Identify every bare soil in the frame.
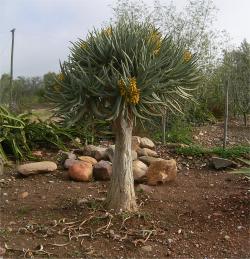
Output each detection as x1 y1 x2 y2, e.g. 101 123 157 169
0 120 249 258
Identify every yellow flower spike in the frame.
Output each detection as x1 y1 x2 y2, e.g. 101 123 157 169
57 73 64 81
184 50 192 62
103 27 112 37
149 30 162 55
81 42 87 49
118 77 140 104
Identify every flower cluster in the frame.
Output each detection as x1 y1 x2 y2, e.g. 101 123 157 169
150 30 162 55
184 50 192 62
102 27 112 37
118 77 140 104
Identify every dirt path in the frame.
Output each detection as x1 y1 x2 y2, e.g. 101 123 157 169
0 165 249 258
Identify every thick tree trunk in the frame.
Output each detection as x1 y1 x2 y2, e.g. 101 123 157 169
106 111 137 212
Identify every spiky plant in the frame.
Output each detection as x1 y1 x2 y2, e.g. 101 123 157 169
46 20 200 212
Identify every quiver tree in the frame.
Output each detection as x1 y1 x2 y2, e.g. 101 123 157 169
46 20 200 212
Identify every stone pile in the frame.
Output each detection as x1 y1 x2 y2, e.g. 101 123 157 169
16 136 178 186
64 136 177 185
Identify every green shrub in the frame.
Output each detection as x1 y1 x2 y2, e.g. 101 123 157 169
176 145 250 158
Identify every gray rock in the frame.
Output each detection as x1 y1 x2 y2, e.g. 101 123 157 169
139 156 164 166
93 160 112 180
137 147 158 157
64 158 78 169
211 157 237 169
17 161 57 176
140 137 155 149
133 160 148 182
105 145 115 162
57 150 76 164
94 147 109 161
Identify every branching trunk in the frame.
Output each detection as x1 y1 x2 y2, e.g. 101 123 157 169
106 111 137 212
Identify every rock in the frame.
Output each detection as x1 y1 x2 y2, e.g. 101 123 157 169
106 145 115 162
32 150 43 157
68 162 93 182
133 160 148 182
146 159 177 185
211 157 237 169
20 191 29 198
93 160 112 180
139 156 164 166
135 184 154 193
132 136 141 151
57 150 76 164
132 150 138 161
137 148 158 157
95 147 108 161
0 246 6 256
140 137 155 149
83 145 99 156
17 161 57 176
78 156 97 165
64 158 78 169
141 245 152 252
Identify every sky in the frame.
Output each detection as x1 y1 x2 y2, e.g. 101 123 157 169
0 0 249 77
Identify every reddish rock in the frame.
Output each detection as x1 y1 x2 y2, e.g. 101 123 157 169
68 162 93 182
93 160 112 181
146 159 177 186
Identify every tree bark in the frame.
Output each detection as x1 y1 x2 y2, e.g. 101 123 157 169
106 111 137 212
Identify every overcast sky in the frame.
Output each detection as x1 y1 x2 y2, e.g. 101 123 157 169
0 0 249 77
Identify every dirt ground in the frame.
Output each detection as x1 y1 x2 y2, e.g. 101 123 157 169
0 121 250 258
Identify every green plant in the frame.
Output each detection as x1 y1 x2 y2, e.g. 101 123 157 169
46 19 201 211
176 145 250 158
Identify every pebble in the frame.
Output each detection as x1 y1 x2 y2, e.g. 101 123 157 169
167 238 173 244
237 226 243 230
3 193 7 196
20 191 29 198
178 229 182 234
224 235 230 240
141 245 152 252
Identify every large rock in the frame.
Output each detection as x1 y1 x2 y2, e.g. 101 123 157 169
211 157 237 169
137 148 158 157
146 159 177 185
139 156 164 166
17 161 57 176
68 162 93 181
140 137 155 149
94 147 108 161
133 160 148 182
78 156 97 165
64 158 78 169
132 136 141 151
93 160 112 180
82 145 99 157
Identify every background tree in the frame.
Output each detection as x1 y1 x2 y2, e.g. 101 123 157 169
46 20 200 212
